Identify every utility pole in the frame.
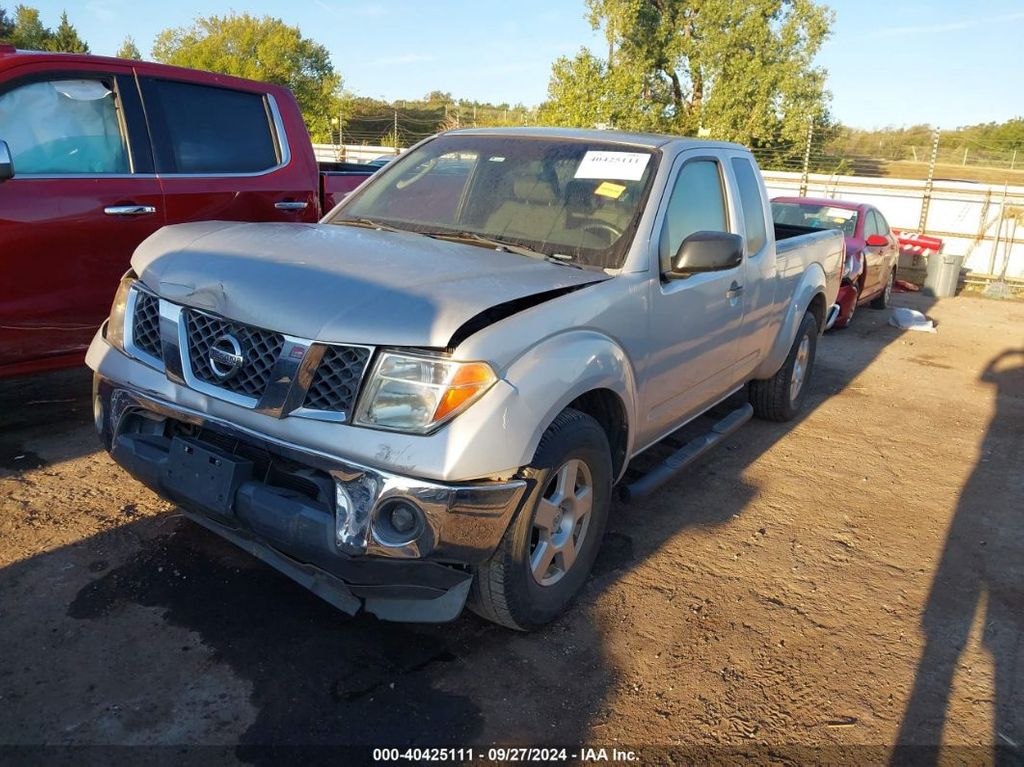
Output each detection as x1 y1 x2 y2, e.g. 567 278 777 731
798 120 814 197
989 183 1009 275
918 128 941 233
393 110 399 154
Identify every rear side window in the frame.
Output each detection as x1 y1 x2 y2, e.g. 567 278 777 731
144 79 279 174
870 209 890 237
659 159 728 273
0 78 129 174
731 157 767 255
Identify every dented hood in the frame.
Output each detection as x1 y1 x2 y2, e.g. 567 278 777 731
132 221 608 348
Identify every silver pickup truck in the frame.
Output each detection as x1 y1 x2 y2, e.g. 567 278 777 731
87 128 843 629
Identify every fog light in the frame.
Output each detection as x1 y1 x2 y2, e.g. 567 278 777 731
374 500 424 546
392 503 417 533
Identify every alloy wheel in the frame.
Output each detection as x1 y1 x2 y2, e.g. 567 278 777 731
529 458 594 586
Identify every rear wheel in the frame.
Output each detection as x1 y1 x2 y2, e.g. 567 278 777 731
469 408 612 630
749 311 818 422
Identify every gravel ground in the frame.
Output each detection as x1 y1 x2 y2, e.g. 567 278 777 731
0 292 1021 763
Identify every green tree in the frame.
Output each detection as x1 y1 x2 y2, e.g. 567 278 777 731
8 5 53 50
115 35 141 60
152 13 341 142
46 10 88 53
540 0 834 146
0 7 15 42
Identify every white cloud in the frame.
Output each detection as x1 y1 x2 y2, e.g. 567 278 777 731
874 10 1024 38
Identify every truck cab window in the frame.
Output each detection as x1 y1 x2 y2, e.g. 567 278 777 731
658 159 728 273
730 157 768 255
0 79 129 174
144 79 278 174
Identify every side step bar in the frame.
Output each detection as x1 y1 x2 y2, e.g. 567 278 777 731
619 403 754 502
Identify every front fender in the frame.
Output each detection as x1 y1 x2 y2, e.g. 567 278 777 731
504 330 638 481
752 263 827 380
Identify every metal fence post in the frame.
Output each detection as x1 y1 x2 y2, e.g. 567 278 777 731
917 128 940 233
798 121 813 197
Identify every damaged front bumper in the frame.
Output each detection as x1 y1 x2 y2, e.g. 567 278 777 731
93 377 528 622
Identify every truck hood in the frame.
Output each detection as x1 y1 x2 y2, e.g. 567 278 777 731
132 221 608 348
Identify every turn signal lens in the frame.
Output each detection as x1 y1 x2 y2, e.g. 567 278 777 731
432 362 496 423
106 273 136 353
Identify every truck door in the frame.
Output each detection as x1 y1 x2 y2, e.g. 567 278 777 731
138 77 319 226
0 68 164 373
642 154 746 437
726 154 778 382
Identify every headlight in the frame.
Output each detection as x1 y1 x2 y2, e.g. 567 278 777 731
354 352 497 434
106 273 136 353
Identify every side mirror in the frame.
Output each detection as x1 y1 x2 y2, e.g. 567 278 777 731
865 234 888 247
0 140 13 181
669 231 744 278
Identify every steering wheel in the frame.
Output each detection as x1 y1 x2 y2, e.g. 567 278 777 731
395 157 437 190
582 222 623 244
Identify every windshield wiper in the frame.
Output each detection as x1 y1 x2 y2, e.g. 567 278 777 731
418 230 583 268
334 217 410 235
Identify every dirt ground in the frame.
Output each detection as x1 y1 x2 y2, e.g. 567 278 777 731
1 292 1022 763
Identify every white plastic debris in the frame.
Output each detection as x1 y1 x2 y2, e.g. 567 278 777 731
889 307 936 333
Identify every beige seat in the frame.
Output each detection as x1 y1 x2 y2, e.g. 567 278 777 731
485 173 563 241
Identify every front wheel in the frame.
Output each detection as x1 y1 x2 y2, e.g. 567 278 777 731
833 285 858 329
469 408 612 630
871 269 895 309
749 311 819 422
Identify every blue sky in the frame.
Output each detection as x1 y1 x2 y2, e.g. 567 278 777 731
27 0 1024 129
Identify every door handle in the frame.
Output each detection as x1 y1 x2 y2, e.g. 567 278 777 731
275 201 309 210
104 204 156 216
726 282 744 298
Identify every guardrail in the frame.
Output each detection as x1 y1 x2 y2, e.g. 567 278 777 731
313 143 402 164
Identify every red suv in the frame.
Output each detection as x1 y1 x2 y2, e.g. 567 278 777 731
0 47 373 377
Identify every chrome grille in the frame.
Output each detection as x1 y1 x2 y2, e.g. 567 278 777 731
132 291 162 359
183 310 284 400
303 345 371 414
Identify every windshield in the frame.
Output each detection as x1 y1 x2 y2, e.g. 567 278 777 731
772 202 859 238
327 134 660 269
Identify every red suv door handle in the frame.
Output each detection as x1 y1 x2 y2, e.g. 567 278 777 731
275 201 309 210
104 205 157 216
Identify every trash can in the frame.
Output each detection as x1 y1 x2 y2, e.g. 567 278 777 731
923 254 965 297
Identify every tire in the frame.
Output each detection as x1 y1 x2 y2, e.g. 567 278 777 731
871 268 894 309
469 408 612 631
749 311 818 422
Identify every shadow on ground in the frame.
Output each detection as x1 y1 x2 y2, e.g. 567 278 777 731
892 349 1024 765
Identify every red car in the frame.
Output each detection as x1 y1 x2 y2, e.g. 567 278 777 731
772 197 899 329
0 46 375 378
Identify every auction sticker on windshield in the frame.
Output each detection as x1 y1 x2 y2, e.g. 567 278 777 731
575 151 650 181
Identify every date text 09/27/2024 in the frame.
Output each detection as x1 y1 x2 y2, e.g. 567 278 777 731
372 747 639 762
